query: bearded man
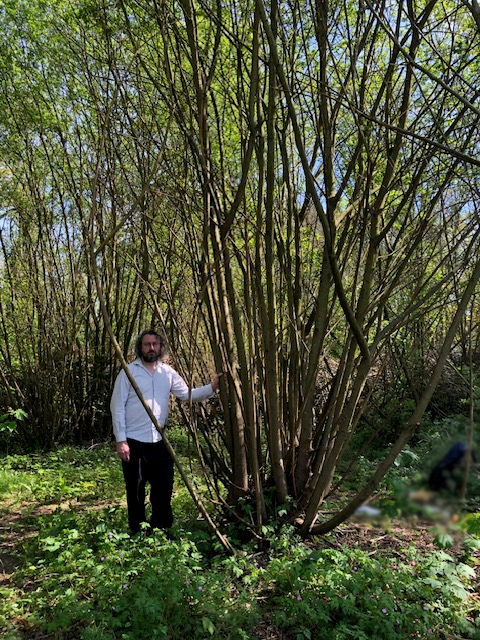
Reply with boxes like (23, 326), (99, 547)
(110, 329), (221, 534)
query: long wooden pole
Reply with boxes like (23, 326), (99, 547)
(86, 78), (235, 555)
(89, 242), (234, 555)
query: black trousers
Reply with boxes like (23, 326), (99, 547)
(122, 438), (174, 534)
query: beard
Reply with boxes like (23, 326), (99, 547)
(141, 351), (159, 363)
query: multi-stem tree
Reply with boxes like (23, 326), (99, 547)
(0, 0), (479, 538)
(113, 0), (480, 535)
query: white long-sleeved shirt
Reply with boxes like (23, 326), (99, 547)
(110, 358), (215, 443)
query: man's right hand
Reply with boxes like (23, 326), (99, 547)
(117, 441), (130, 462)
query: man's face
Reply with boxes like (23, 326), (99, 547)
(140, 335), (161, 363)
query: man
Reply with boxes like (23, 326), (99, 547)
(110, 329), (221, 534)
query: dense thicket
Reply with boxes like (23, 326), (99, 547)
(0, 0), (479, 537)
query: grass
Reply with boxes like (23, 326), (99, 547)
(1, 441), (480, 639)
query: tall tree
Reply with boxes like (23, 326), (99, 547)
(0, 0), (479, 537)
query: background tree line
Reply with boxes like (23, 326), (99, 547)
(0, 0), (479, 537)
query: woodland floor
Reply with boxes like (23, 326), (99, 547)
(1, 499), (480, 640)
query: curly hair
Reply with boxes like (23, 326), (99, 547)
(134, 330), (167, 359)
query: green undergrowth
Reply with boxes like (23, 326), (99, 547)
(1, 444), (480, 640)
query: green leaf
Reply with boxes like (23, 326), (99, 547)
(201, 617), (215, 635)
(42, 536), (63, 552)
(462, 514), (480, 537)
(434, 533), (454, 549)
(423, 577), (442, 589)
